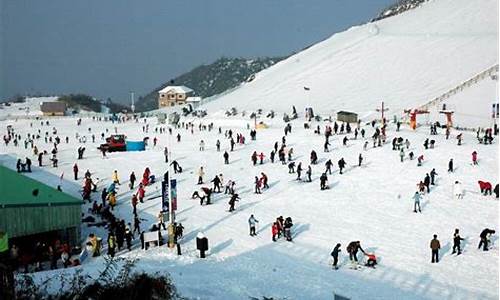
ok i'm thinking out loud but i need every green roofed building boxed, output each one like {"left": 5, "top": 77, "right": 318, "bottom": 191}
{"left": 0, "top": 165, "right": 82, "bottom": 245}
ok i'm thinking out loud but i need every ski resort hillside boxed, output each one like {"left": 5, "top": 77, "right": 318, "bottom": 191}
{"left": 0, "top": 1, "right": 498, "bottom": 300}
{"left": 202, "top": 0, "right": 498, "bottom": 128}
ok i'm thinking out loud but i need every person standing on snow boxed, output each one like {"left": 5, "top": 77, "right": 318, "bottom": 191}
{"left": 453, "top": 181, "right": 464, "bottom": 199}
{"left": 272, "top": 222, "right": 279, "bottom": 242}
{"left": 452, "top": 228, "right": 464, "bottom": 255}
{"left": 248, "top": 215, "right": 259, "bottom": 236}
{"left": 228, "top": 193, "right": 240, "bottom": 212}
{"left": 198, "top": 166, "right": 205, "bottom": 184}
{"left": 107, "top": 231, "right": 117, "bottom": 258}
{"left": 320, "top": 173, "right": 328, "bottom": 190}
{"left": 331, "top": 243, "right": 341, "bottom": 269}
{"left": 223, "top": 151, "right": 229, "bottom": 164}
{"left": 211, "top": 175, "right": 222, "bottom": 193}
{"left": 399, "top": 148, "right": 405, "bottom": 162}
{"left": 216, "top": 140, "right": 221, "bottom": 152}
{"left": 338, "top": 158, "right": 346, "bottom": 175}
{"left": 73, "top": 163, "right": 78, "bottom": 180}
{"left": 472, "top": 151, "right": 478, "bottom": 165}
{"left": 325, "top": 159, "right": 333, "bottom": 175}
{"left": 430, "top": 169, "right": 437, "bottom": 185}
{"left": 358, "top": 154, "right": 363, "bottom": 167}
{"left": 112, "top": 170, "right": 120, "bottom": 185}
{"left": 256, "top": 152, "right": 264, "bottom": 164}
{"left": 448, "top": 159, "right": 454, "bottom": 172}
{"left": 129, "top": 171, "right": 136, "bottom": 190}
{"left": 251, "top": 151, "right": 258, "bottom": 166}
{"left": 261, "top": 172, "right": 269, "bottom": 189}
{"left": 306, "top": 165, "right": 312, "bottom": 182}
{"left": 296, "top": 162, "right": 303, "bottom": 180}
{"left": 430, "top": 234, "right": 441, "bottom": 263}
{"left": 424, "top": 174, "right": 431, "bottom": 193}
{"left": 413, "top": 191, "right": 422, "bottom": 213}
{"left": 199, "top": 140, "right": 205, "bottom": 151}
{"left": 254, "top": 176, "right": 262, "bottom": 194}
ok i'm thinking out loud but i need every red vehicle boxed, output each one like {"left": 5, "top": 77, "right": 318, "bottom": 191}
{"left": 98, "top": 134, "right": 126, "bottom": 152}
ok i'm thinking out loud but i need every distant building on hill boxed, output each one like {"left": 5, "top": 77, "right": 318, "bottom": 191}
{"left": 158, "top": 86, "right": 200, "bottom": 108}
{"left": 40, "top": 102, "right": 66, "bottom": 116}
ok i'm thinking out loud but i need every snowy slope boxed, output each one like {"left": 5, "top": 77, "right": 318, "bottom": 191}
{"left": 426, "top": 77, "right": 499, "bottom": 128}
{"left": 1, "top": 114, "right": 497, "bottom": 299}
{"left": 201, "top": 0, "right": 498, "bottom": 124}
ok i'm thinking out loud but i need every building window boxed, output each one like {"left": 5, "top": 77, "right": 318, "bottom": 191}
{"left": 171, "top": 103, "right": 175, "bottom": 106}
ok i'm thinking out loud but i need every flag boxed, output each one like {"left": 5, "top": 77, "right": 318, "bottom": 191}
{"left": 303, "top": 86, "right": 310, "bottom": 91}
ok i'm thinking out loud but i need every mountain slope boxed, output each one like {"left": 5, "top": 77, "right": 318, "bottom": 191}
{"left": 136, "top": 57, "right": 285, "bottom": 112}
{"left": 202, "top": 0, "right": 498, "bottom": 125}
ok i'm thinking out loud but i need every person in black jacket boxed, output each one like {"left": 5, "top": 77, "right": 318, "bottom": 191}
{"left": 448, "top": 159, "right": 454, "bottom": 172}
{"left": 430, "top": 169, "right": 437, "bottom": 185}
{"left": 129, "top": 171, "right": 136, "bottom": 190}
{"left": 320, "top": 173, "right": 328, "bottom": 190}
{"left": 331, "top": 243, "right": 341, "bottom": 269}
{"left": 478, "top": 228, "right": 496, "bottom": 251}
{"left": 338, "top": 158, "right": 346, "bottom": 175}
{"left": 452, "top": 228, "right": 464, "bottom": 255}
{"left": 494, "top": 184, "right": 499, "bottom": 199}
{"left": 346, "top": 241, "right": 364, "bottom": 262}
{"left": 424, "top": 174, "right": 431, "bottom": 193}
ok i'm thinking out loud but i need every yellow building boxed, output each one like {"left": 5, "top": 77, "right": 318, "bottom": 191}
{"left": 40, "top": 102, "right": 66, "bottom": 116}
{"left": 158, "top": 86, "right": 194, "bottom": 108}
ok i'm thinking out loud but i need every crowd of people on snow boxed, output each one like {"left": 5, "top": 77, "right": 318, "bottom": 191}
{"left": 1, "top": 105, "right": 498, "bottom": 274}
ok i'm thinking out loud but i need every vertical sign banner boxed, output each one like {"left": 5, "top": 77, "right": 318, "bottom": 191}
{"left": 170, "top": 179, "right": 178, "bottom": 211}
{"left": 161, "top": 180, "right": 169, "bottom": 212}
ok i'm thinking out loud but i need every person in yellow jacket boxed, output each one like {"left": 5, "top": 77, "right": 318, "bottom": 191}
{"left": 107, "top": 192, "right": 117, "bottom": 210}
{"left": 112, "top": 170, "right": 120, "bottom": 184}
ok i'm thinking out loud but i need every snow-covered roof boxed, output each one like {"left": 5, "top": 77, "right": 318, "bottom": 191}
{"left": 186, "top": 96, "right": 202, "bottom": 102}
{"left": 158, "top": 85, "right": 193, "bottom": 94}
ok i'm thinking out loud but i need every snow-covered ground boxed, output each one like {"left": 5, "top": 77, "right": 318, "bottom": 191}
{"left": 1, "top": 113, "right": 498, "bottom": 299}
{"left": 0, "top": 97, "right": 59, "bottom": 120}
{"left": 202, "top": 0, "right": 498, "bottom": 127}
{"left": 1, "top": 0, "right": 498, "bottom": 299}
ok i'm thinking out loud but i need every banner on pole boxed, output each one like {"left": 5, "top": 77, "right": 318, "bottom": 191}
{"left": 170, "top": 179, "right": 177, "bottom": 211}
{"left": 161, "top": 180, "right": 169, "bottom": 212}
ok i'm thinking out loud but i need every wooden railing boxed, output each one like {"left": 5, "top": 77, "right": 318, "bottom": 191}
{"left": 417, "top": 64, "right": 499, "bottom": 112}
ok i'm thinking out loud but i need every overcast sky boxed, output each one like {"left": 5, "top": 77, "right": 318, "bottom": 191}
{"left": 1, "top": 0, "right": 395, "bottom": 103}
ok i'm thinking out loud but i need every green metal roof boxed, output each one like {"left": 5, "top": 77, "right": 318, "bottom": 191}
{"left": 0, "top": 165, "right": 82, "bottom": 208}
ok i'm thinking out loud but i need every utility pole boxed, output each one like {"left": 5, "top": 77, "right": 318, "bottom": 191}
{"left": 376, "top": 101, "right": 389, "bottom": 125}
{"left": 130, "top": 91, "right": 135, "bottom": 113}
{"left": 167, "top": 130, "right": 175, "bottom": 248}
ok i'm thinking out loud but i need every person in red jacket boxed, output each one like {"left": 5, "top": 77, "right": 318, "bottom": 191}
{"left": 131, "top": 194, "right": 138, "bottom": 215}
{"left": 137, "top": 184, "right": 145, "bottom": 203}
{"left": 272, "top": 222, "right": 279, "bottom": 242}
{"left": 472, "top": 151, "right": 478, "bottom": 165}
{"left": 258, "top": 152, "right": 265, "bottom": 164}
{"left": 478, "top": 181, "right": 492, "bottom": 195}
